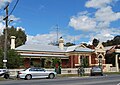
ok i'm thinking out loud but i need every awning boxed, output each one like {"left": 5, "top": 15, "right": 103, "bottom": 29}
{"left": 20, "top": 53, "right": 68, "bottom": 58}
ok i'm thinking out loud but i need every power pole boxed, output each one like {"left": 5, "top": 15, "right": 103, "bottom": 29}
{"left": 3, "top": 3, "right": 9, "bottom": 69}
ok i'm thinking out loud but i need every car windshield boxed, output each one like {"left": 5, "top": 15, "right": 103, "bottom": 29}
{"left": 92, "top": 67, "right": 101, "bottom": 70}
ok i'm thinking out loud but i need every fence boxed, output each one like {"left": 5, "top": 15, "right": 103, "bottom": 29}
{"left": 8, "top": 67, "right": 119, "bottom": 77}
{"left": 8, "top": 68, "right": 91, "bottom": 77}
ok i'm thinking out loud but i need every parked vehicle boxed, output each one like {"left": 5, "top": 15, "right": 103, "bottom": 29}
{"left": 90, "top": 66, "right": 103, "bottom": 76}
{"left": 0, "top": 69, "right": 10, "bottom": 79}
{"left": 17, "top": 67, "right": 57, "bottom": 80}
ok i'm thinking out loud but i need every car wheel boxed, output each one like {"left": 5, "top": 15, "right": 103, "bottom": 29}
{"left": 4, "top": 74, "right": 9, "bottom": 79}
{"left": 25, "top": 74, "right": 32, "bottom": 80}
{"left": 101, "top": 74, "right": 103, "bottom": 76}
{"left": 90, "top": 73, "right": 93, "bottom": 76}
{"left": 49, "top": 73, "right": 55, "bottom": 79}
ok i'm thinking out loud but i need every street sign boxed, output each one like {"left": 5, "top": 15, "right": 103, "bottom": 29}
{"left": 3, "top": 60, "right": 7, "bottom": 63}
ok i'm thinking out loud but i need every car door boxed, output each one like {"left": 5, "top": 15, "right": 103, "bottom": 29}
{"left": 29, "top": 68, "right": 39, "bottom": 78}
{"left": 37, "top": 68, "right": 49, "bottom": 78}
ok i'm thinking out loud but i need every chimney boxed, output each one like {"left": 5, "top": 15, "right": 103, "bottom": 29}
{"left": 59, "top": 37, "right": 64, "bottom": 50}
{"left": 10, "top": 36, "right": 16, "bottom": 49}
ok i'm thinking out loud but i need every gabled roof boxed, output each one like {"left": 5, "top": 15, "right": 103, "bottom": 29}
{"left": 95, "top": 42, "right": 105, "bottom": 50}
{"left": 66, "top": 44, "right": 94, "bottom": 52}
{"left": 75, "top": 47, "right": 94, "bottom": 52}
{"left": 104, "top": 46, "right": 113, "bottom": 50}
{"left": 15, "top": 44, "right": 65, "bottom": 52}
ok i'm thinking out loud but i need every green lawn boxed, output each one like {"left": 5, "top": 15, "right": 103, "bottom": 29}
{"left": 0, "top": 77, "right": 5, "bottom": 80}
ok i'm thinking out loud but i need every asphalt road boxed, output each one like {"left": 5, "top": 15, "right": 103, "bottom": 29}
{"left": 0, "top": 75, "right": 120, "bottom": 85}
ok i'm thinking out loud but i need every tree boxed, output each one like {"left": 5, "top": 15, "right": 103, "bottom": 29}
{"left": 0, "top": 49, "right": 23, "bottom": 68}
{"left": 64, "top": 42, "right": 75, "bottom": 47}
{"left": 52, "top": 58, "right": 61, "bottom": 67}
{"left": 103, "top": 35, "right": 120, "bottom": 46}
{"left": 0, "top": 35, "right": 4, "bottom": 50}
{"left": 45, "top": 57, "right": 53, "bottom": 68}
{"left": 92, "top": 38, "right": 99, "bottom": 47}
{"left": 44, "top": 57, "right": 61, "bottom": 68}
{"left": 0, "top": 26, "right": 26, "bottom": 68}
{"left": 83, "top": 57, "right": 89, "bottom": 68}
{"left": 7, "top": 49, "right": 23, "bottom": 69}
{"left": 0, "top": 26, "right": 27, "bottom": 50}
{"left": 0, "top": 49, "right": 4, "bottom": 68}
{"left": 113, "top": 35, "right": 120, "bottom": 45}
{"left": 105, "top": 53, "right": 115, "bottom": 66}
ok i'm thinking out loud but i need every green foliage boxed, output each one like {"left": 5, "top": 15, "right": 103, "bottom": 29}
{"left": 0, "top": 49, "right": 23, "bottom": 68}
{"left": 64, "top": 42, "right": 75, "bottom": 47}
{"left": 52, "top": 58, "right": 61, "bottom": 67}
{"left": 44, "top": 57, "right": 61, "bottom": 68}
{"left": 103, "top": 35, "right": 120, "bottom": 46}
{"left": 0, "top": 49, "right": 4, "bottom": 68}
{"left": 0, "top": 35, "right": 4, "bottom": 50}
{"left": 33, "top": 62, "right": 41, "bottom": 67}
{"left": 105, "top": 53, "right": 115, "bottom": 66}
{"left": 0, "top": 26, "right": 26, "bottom": 68}
{"left": 92, "top": 38, "right": 99, "bottom": 47}
{"left": 0, "top": 26, "right": 27, "bottom": 50}
{"left": 45, "top": 57, "right": 53, "bottom": 68}
{"left": 83, "top": 58, "right": 89, "bottom": 68}
{"left": 6, "top": 49, "right": 23, "bottom": 69}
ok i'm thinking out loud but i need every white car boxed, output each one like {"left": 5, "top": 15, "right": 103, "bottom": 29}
{"left": 90, "top": 66, "right": 103, "bottom": 76}
{"left": 0, "top": 69, "right": 9, "bottom": 79}
{"left": 17, "top": 67, "right": 57, "bottom": 80}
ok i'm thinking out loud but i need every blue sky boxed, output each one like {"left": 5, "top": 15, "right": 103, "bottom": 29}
{"left": 0, "top": 0, "right": 120, "bottom": 45}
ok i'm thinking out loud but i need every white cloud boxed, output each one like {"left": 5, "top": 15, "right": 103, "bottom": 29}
{"left": 0, "top": 16, "right": 4, "bottom": 22}
{"left": 69, "top": 0, "right": 120, "bottom": 44}
{"left": 64, "top": 35, "right": 81, "bottom": 44}
{"left": 0, "top": 15, "right": 20, "bottom": 35}
{"left": 0, "top": 0, "right": 12, "bottom": 9}
{"left": 95, "top": 6, "right": 120, "bottom": 22}
{"left": 16, "top": 27, "right": 25, "bottom": 31}
{"left": 88, "top": 27, "right": 120, "bottom": 43}
{"left": 26, "top": 31, "right": 81, "bottom": 45}
{"left": 85, "top": 0, "right": 113, "bottom": 9}
{"left": 9, "top": 15, "right": 20, "bottom": 21}
{"left": 69, "top": 15, "right": 96, "bottom": 31}
{"left": 0, "top": 22, "right": 5, "bottom": 35}
{"left": 95, "top": 29, "right": 114, "bottom": 41}
{"left": 26, "top": 32, "right": 59, "bottom": 45}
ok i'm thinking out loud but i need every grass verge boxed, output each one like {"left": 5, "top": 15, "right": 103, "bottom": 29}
{"left": 57, "top": 73, "right": 90, "bottom": 77}
{"left": 0, "top": 77, "right": 5, "bottom": 80}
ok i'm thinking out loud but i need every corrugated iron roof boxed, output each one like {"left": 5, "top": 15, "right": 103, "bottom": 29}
{"left": 75, "top": 47, "right": 94, "bottom": 52}
{"left": 15, "top": 44, "right": 65, "bottom": 52}
{"left": 15, "top": 44, "right": 94, "bottom": 53}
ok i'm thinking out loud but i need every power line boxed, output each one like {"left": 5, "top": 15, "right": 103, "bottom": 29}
{"left": 9, "top": 0, "right": 19, "bottom": 16}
